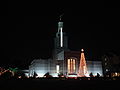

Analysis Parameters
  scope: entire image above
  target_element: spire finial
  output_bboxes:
[59,13,64,21]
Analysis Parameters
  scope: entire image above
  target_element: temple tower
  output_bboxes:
[54,15,69,56]
[51,15,69,75]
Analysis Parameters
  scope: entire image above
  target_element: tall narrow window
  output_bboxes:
[56,65,60,73]
[70,59,72,73]
[60,28,63,47]
[67,58,76,74]
[68,59,70,73]
[73,59,75,72]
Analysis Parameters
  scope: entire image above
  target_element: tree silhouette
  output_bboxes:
[96,73,100,77]
[44,72,52,78]
[89,72,94,77]
[33,71,38,78]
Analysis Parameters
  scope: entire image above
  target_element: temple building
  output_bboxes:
[102,52,120,77]
[29,17,103,77]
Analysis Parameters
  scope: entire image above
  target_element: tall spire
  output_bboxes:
[78,49,88,77]
[58,14,64,30]
[57,14,64,47]
[55,14,68,51]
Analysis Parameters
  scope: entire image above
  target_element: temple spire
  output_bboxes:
[57,14,64,47]
[59,13,64,21]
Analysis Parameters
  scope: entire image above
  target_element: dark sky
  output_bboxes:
[1,1,120,69]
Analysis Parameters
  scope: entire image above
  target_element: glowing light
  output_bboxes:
[67,74,77,79]
[60,28,63,47]
[81,49,84,52]
[106,69,108,71]
[70,59,72,73]
[78,49,88,77]
[73,59,75,72]
[68,58,76,74]
[115,72,118,76]
[83,66,86,74]
[68,59,70,73]
[56,65,60,73]
[18,76,21,78]
[50,73,58,77]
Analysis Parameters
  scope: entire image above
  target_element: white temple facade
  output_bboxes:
[29,17,103,77]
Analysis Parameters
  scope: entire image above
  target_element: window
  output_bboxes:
[105,63,107,65]
[67,58,76,74]
[106,69,108,71]
[56,65,60,73]
[105,58,107,61]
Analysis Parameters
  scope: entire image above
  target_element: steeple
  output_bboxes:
[58,14,64,32]
[59,13,64,21]
[57,14,64,47]
[54,14,68,53]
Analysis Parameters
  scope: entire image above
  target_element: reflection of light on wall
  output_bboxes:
[60,28,63,47]
[68,59,70,73]
[56,65,59,73]
[68,58,76,74]
[87,69,103,76]
[87,61,103,76]
[50,73,58,77]
[85,73,90,77]
[73,59,75,72]
[24,73,29,77]
[29,59,51,77]
[35,70,46,77]
[70,59,72,73]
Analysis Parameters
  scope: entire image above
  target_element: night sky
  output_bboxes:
[1,1,120,69]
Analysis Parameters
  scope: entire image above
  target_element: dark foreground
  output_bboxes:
[0,78,120,90]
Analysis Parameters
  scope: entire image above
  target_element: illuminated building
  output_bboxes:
[29,16,103,77]
[102,52,120,77]
[29,59,51,77]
